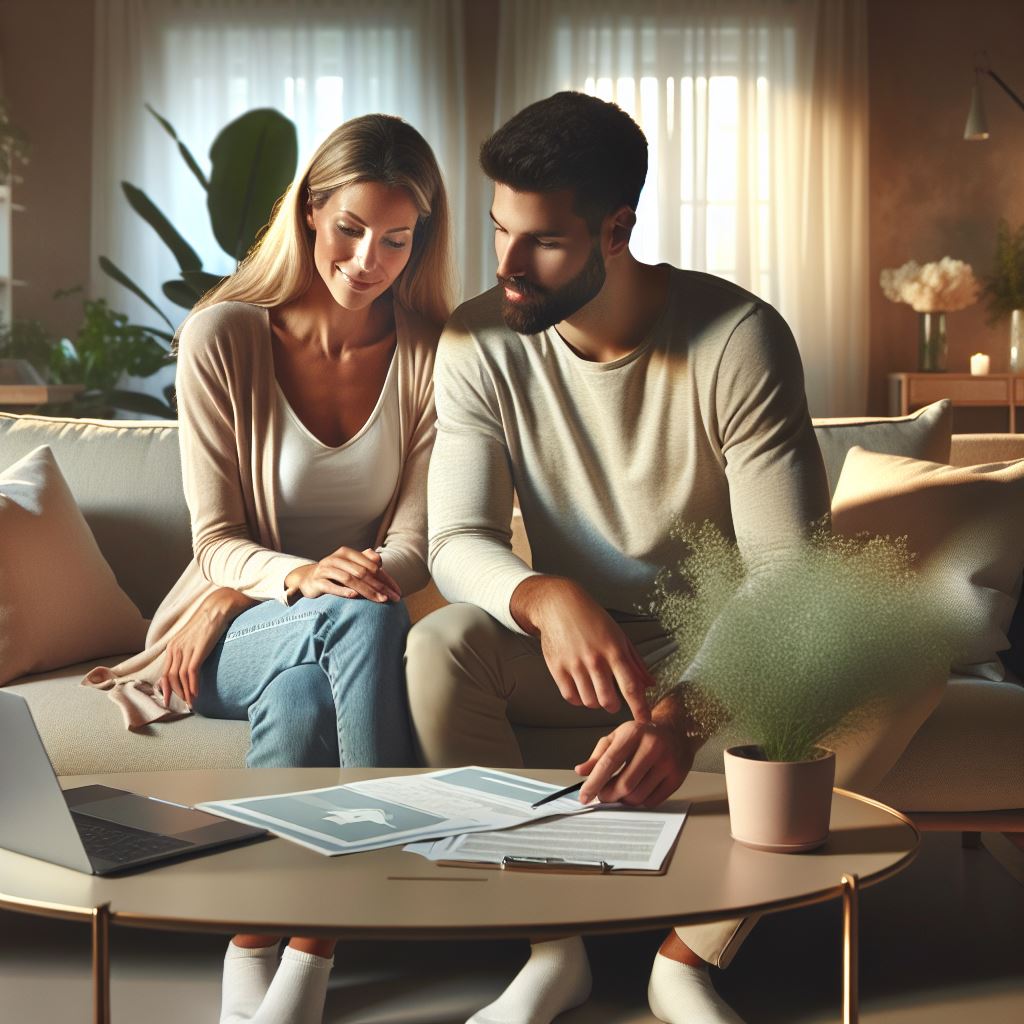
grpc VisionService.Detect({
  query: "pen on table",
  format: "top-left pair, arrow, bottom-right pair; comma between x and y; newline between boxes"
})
530,780 -> 585,809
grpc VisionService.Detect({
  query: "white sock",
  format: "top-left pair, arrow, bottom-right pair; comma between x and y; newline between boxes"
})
249,945 -> 334,1024
648,954 -> 745,1024
220,940 -> 279,1024
467,936 -> 592,1024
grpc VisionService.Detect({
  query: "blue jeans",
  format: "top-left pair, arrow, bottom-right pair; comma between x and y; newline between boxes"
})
193,595 -> 414,769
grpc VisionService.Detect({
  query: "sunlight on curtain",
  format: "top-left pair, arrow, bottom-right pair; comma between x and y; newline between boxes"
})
92,0 -> 465,333
495,0 -> 868,415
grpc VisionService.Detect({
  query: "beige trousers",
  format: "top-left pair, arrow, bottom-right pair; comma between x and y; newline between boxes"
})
406,602 -> 946,968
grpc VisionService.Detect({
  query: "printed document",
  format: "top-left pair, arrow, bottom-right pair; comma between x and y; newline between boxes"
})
406,804 -> 689,872
197,767 -> 598,856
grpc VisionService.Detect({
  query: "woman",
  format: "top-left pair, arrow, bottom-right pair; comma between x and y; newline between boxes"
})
94,114 -> 453,1024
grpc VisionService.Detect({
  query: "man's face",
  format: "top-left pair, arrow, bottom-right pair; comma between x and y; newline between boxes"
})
491,183 -> 606,334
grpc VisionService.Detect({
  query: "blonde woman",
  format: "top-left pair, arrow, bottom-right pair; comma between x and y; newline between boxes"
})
138,115 -> 452,1024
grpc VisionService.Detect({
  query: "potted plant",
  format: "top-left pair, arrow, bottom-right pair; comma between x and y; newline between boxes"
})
649,522 -> 963,852
982,219 -> 1024,372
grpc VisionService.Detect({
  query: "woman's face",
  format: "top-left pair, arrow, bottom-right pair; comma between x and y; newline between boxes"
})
306,181 -> 420,310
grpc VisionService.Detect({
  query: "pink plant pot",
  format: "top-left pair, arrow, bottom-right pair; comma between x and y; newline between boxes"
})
723,745 -> 836,853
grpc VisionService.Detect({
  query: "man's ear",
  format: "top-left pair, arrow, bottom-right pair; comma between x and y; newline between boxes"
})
606,206 -> 637,257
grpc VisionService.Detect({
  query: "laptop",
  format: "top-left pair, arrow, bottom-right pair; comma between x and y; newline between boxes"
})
0,691 -> 266,875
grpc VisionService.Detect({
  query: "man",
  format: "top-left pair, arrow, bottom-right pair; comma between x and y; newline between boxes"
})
406,91 -> 830,1024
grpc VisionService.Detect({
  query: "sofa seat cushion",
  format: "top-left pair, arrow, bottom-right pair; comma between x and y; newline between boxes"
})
869,675 -> 1024,812
8,660 -> 248,776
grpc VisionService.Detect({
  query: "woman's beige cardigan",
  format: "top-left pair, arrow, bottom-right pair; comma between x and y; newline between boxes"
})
85,300 -> 439,728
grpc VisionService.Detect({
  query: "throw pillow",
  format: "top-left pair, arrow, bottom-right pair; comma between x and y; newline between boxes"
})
813,399 -> 952,498
832,447 -> 1024,681
0,445 -> 148,686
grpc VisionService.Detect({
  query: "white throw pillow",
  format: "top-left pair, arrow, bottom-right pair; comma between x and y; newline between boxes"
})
0,445 -> 148,686
813,399 -> 952,498
832,446 -> 1024,681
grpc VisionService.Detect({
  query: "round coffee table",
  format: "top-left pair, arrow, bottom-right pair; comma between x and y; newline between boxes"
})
0,768 -> 918,1024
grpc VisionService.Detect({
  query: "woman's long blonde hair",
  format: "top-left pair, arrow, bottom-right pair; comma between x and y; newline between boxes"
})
188,113 -> 455,329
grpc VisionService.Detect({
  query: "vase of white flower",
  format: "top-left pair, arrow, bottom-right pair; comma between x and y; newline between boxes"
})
880,258 -> 979,371
724,745 -> 836,852
918,311 -> 948,372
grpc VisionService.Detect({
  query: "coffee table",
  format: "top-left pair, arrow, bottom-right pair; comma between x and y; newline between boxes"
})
0,768 -> 918,1024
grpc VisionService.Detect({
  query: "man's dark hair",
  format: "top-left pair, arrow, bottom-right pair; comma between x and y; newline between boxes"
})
480,91 -> 648,233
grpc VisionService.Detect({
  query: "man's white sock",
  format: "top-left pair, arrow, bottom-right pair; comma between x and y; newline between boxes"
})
466,936 -> 592,1024
250,945 -> 334,1024
220,940 -> 279,1024
648,954 -> 746,1024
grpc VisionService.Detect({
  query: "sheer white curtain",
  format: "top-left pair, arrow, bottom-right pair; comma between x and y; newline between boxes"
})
92,0 -> 465,333
494,0 -> 868,415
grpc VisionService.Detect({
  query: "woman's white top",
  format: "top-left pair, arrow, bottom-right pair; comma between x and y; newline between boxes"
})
275,353 -> 401,562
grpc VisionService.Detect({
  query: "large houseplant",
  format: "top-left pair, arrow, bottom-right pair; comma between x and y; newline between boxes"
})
100,105 -> 298,332
649,521 -> 963,851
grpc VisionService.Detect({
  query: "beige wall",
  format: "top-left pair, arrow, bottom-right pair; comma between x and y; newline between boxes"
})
5,1 -> 1024,416
867,0 -> 1024,415
0,0 -> 94,339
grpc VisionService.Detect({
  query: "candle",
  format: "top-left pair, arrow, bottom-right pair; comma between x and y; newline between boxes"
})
970,353 -> 990,375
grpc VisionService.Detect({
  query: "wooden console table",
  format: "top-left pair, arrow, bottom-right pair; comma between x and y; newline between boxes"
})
887,373 -> 1023,432
0,384 -> 84,407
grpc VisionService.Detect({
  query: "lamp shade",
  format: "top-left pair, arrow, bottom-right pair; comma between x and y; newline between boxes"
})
964,80 -> 990,140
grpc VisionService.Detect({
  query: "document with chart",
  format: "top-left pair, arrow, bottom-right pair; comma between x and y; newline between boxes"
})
197,767 -> 600,856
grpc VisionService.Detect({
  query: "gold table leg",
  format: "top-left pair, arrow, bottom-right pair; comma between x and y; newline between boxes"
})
92,903 -> 111,1024
841,873 -> 859,1024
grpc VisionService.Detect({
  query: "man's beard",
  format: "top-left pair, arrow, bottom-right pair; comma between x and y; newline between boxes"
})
498,243 -> 606,335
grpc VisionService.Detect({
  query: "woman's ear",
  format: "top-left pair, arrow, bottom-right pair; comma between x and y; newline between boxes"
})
305,198 -> 316,233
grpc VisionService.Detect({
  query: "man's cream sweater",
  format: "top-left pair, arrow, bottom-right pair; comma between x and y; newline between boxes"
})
428,268 -> 830,635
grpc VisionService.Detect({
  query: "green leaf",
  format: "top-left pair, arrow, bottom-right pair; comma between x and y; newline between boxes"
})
98,257 -> 175,330
208,108 -> 297,261
121,182 -> 202,273
182,269 -> 226,299
141,325 -> 175,346
146,104 -> 209,191
163,278 -> 200,309
104,388 -> 177,418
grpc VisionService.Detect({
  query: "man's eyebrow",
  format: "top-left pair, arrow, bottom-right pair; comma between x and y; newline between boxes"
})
488,210 -> 569,238
340,209 -> 413,234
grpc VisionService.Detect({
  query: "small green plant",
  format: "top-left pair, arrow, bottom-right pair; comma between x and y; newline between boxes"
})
983,219 -> 1024,323
0,291 -> 175,417
647,521 -> 964,763
0,97 -> 30,180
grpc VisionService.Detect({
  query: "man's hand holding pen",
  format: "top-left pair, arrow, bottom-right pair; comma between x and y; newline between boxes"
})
575,691 -> 696,809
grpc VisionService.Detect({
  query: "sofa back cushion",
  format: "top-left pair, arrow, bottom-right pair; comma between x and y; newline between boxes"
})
0,414 -> 191,618
812,399 -> 952,498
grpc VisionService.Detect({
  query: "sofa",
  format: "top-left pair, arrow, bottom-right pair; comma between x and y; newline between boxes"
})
1,410 -> 1022,829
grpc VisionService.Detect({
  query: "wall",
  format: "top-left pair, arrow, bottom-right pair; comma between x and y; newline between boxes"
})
867,0 -> 1024,417
5,1 -> 1024,416
0,0 -> 94,340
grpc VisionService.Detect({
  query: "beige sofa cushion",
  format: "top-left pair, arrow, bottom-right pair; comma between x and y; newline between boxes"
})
832,447 -> 1024,680
5,660 -> 248,775
0,446 -> 148,686
0,413 -> 190,617
812,399 -> 951,497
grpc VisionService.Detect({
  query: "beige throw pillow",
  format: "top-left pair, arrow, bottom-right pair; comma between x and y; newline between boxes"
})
832,446 -> 1024,681
813,399 -> 952,498
0,445 -> 148,686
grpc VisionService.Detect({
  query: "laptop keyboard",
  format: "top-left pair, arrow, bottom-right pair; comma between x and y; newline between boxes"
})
72,813 -> 193,865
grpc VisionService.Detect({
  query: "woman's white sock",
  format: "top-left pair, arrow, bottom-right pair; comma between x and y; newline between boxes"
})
250,945 -> 334,1024
647,954 -> 746,1024
219,940 -> 279,1024
466,936 -> 592,1024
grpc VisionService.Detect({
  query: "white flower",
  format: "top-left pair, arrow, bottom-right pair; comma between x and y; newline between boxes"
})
880,257 -> 980,312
